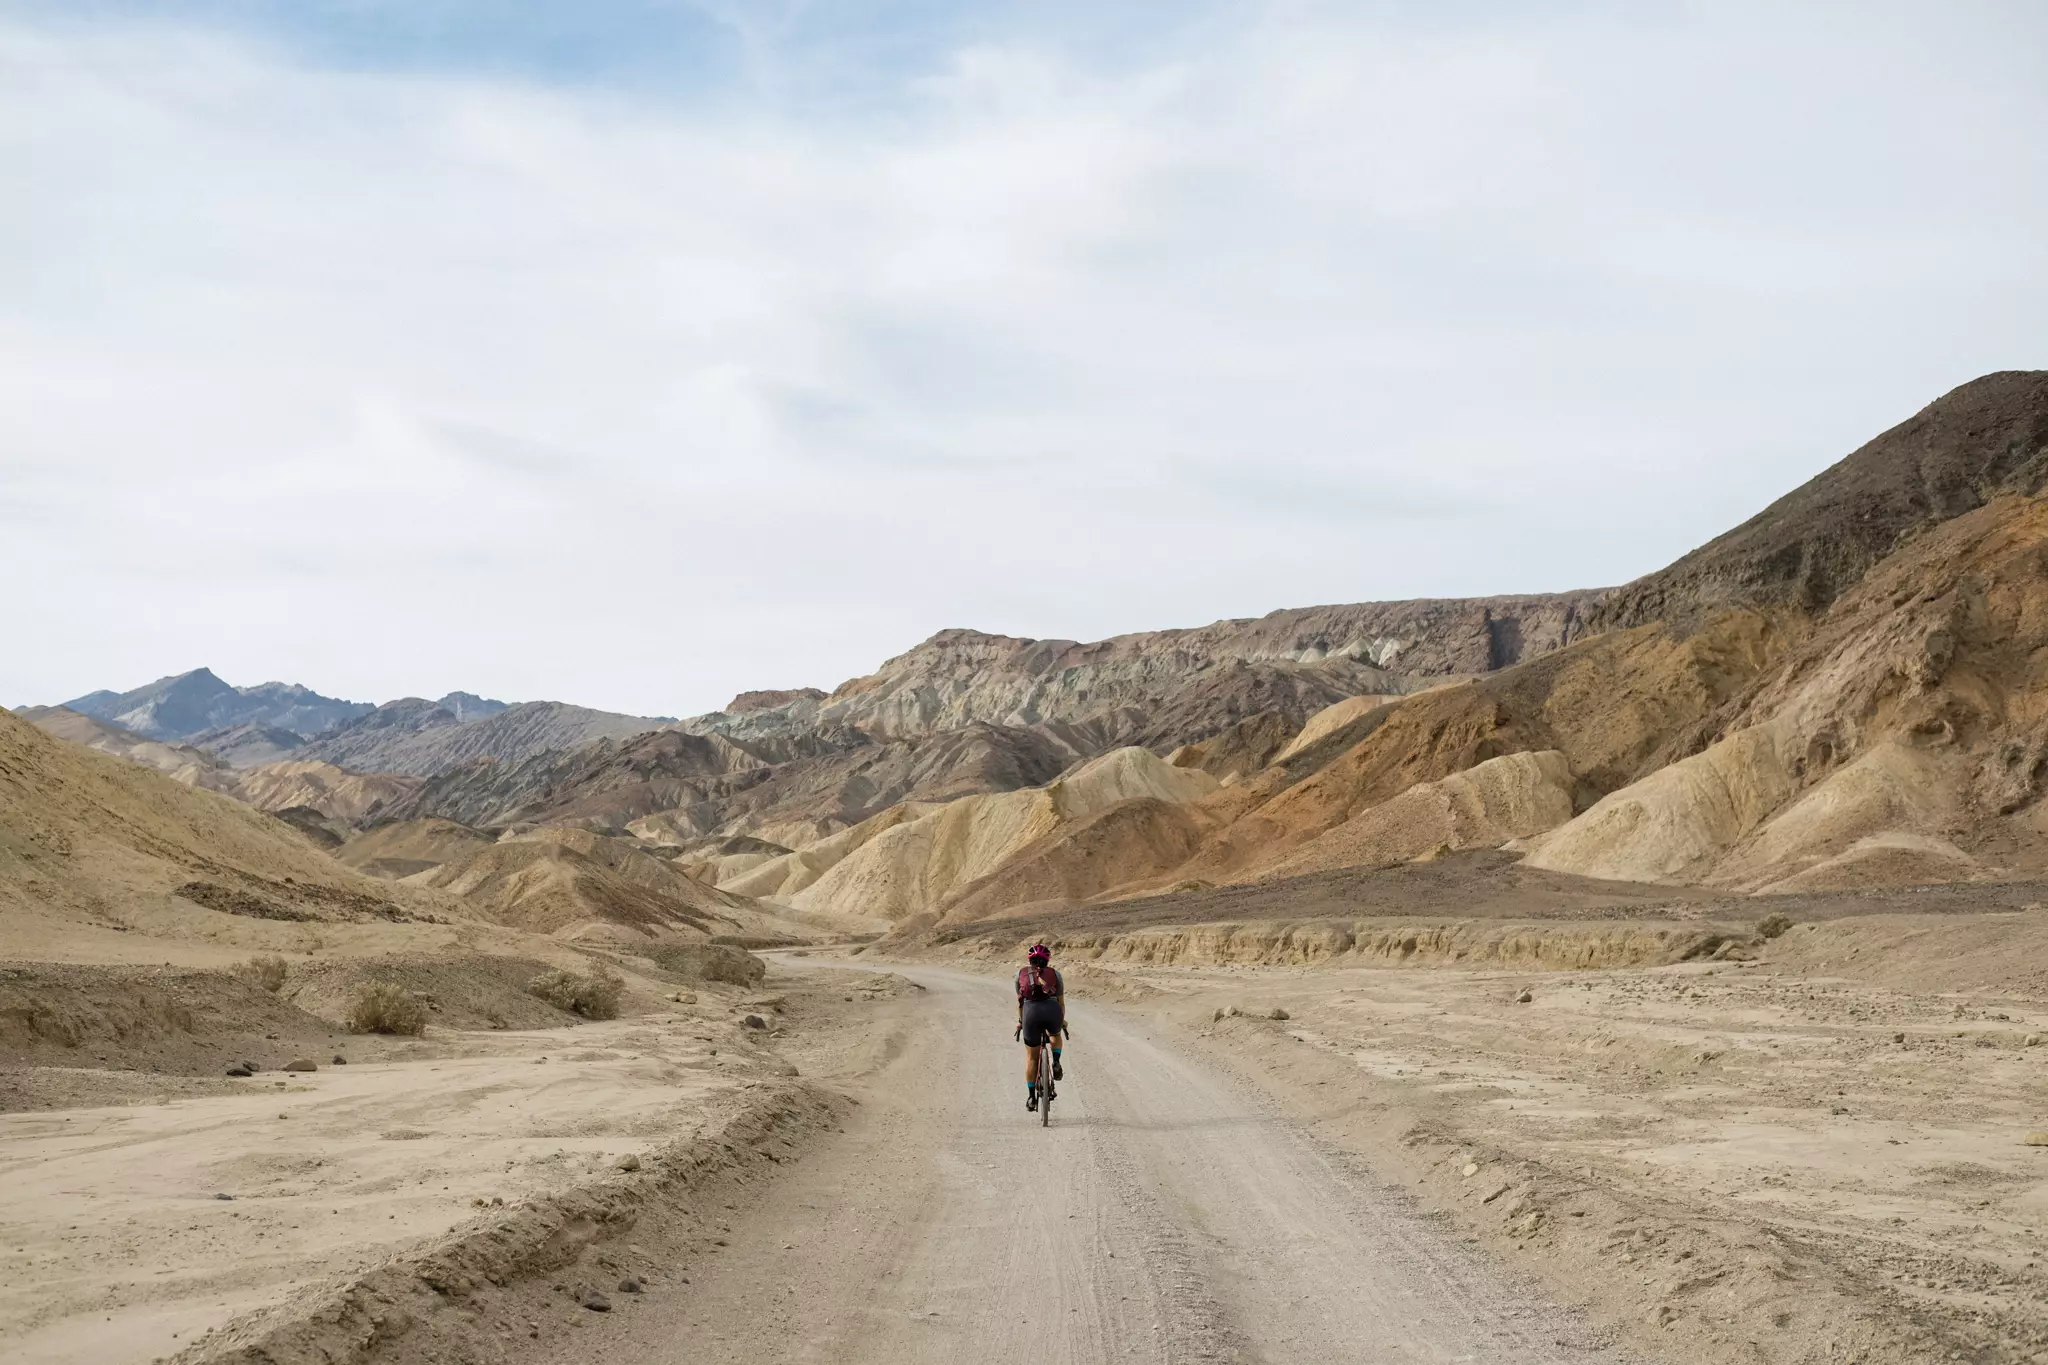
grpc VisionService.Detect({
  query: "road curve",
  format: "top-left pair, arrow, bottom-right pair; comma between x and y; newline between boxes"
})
541,963 -> 1636,1365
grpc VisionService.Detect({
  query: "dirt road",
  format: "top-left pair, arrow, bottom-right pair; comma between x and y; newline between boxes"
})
539,964 -> 1635,1365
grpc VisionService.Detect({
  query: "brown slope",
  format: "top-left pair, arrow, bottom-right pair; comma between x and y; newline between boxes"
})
335,817 -> 498,881
1592,370 -> 2048,630
17,706 -> 236,791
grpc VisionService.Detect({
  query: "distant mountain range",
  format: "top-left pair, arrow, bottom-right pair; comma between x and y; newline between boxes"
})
61,668 -> 373,743
38,668 -> 673,779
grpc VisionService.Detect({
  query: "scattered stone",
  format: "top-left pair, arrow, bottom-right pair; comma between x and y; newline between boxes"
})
1213,1007 -> 1228,1022
2027,1034 -> 2044,1048
225,1066 -> 253,1078
617,1277 -> 643,1294
332,1055 -> 348,1064
1516,990 -> 1534,1004
616,1154 -> 642,1172
1831,1106 -> 1851,1115
578,1289 -> 611,1312
213,1192 -> 234,1201
241,1060 -> 260,1073
1482,1184 -> 1512,1203
1267,1007 -> 1290,1021
1462,1162 -> 1480,1177
1894,1033 -> 1907,1044
2023,1132 -> 2048,1147
742,1015 -> 768,1030
282,1059 -> 318,1073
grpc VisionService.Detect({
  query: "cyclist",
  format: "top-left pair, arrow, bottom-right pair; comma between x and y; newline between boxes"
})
1014,942 -> 1066,1111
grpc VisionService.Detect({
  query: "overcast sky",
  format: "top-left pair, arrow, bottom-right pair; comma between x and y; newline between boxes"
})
5,1 -> 2045,717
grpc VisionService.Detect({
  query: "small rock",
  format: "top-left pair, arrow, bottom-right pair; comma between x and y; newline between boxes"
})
282,1059 -> 318,1073
2027,1034 -> 2043,1048
742,1015 -> 767,1030
617,1277 -> 643,1294
578,1289 -> 611,1312
264,1033 -> 279,1040
225,1066 -> 253,1078
1894,1032 -> 1907,1044
2022,1131 -> 2048,1147
1212,1007 -> 1227,1022
332,1055 -> 348,1064
1482,1184 -> 1512,1203
1516,990 -> 1534,1004
213,1192 -> 234,1200
1267,1007 -> 1290,1021
242,1060 -> 260,1073
616,1154 -> 642,1172
1462,1162 -> 1480,1177
1831,1105 -> 1850,1115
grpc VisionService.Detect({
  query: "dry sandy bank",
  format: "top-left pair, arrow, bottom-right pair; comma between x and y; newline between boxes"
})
1056,913 -> 2048,1364
0,980 -> 867,1365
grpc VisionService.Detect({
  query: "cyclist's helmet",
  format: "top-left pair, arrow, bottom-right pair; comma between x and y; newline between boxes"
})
1027,943 -> 1051,964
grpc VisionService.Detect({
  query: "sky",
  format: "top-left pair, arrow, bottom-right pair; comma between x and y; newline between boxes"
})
4,1 -> 2046,717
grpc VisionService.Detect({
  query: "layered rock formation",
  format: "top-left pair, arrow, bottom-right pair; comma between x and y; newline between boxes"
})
297,698 -> 670,776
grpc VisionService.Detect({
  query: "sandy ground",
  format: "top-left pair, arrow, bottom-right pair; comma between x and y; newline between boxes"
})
0,993 -> 810,1365
1089,946 -> 2048,1363
536,959 -> 1639,1365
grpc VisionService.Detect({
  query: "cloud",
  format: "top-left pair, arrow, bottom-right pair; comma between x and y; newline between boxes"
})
3,3 -> 2046,715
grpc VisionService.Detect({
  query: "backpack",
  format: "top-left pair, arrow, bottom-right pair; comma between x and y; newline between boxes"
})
1016,965 -> 1060,1001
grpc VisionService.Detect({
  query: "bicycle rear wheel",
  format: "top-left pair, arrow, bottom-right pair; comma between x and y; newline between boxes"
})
1040,1042 -> 1053,1126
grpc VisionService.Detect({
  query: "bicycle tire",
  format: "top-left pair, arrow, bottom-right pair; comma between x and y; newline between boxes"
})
1040,1041 -> 1054,1126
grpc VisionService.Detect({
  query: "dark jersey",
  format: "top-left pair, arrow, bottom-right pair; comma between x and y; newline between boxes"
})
1016,964 -> 1064,1001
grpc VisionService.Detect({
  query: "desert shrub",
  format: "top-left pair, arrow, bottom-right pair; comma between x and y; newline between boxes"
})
527,967 -> 624,1020
347,982 -> 428,1035
1755,912 -> 1794,940
648,943 -> 765,987
233,954 -> 290,993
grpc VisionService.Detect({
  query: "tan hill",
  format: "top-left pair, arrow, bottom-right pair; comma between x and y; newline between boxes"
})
415,827 -> 863,942
773,748 -> 1218,922
229,759 -> 422,824
334,817 -> 498,881
1262,749 -> 1575,879
0,705 -> 450,960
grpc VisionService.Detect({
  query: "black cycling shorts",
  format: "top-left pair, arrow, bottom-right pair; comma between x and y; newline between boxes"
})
1020,998 -> 1064,1046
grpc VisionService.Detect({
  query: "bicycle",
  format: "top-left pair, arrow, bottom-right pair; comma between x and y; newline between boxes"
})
1016,1022 -> 1067,1125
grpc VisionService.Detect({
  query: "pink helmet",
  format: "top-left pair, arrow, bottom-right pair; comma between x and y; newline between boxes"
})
1027,942 -> 1051,963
